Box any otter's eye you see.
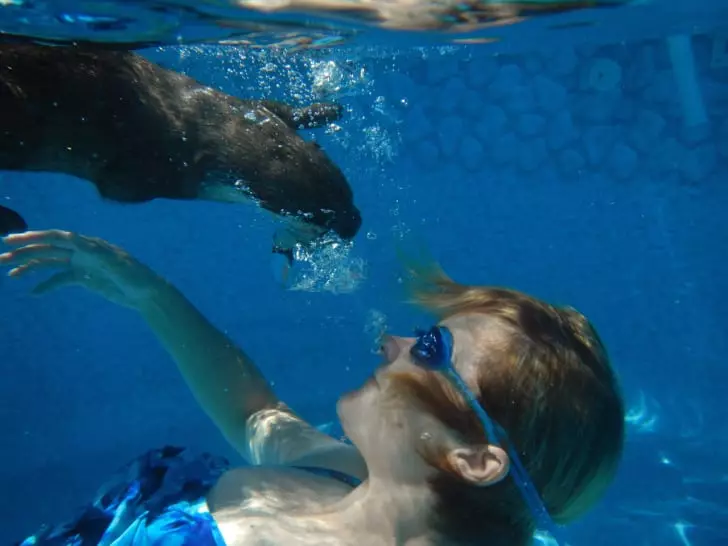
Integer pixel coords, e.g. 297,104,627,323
411,326,449,370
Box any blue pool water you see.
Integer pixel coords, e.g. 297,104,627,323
1,1,728,544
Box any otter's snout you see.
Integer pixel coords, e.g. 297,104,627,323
330,205,362,241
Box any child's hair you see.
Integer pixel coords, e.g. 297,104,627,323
397,255,625,545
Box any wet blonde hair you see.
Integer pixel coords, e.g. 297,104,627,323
395,253,625,545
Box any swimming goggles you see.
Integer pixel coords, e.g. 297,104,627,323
411,325,565,545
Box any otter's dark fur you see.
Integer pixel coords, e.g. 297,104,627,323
0,44,361,250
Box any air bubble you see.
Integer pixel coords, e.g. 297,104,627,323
364,309,388,354
276,233,368,295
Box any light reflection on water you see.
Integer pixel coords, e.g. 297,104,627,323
0,0,636,50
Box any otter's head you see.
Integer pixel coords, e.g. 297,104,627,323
268,138,362,266
199,109,361,259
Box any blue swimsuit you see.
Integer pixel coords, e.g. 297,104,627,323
16,445,361,546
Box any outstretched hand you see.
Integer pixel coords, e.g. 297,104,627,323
0,230,165,310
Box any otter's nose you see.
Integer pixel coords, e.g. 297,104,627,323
331,206,362,240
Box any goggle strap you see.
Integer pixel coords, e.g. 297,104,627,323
439,333,563,543
418,326,568,544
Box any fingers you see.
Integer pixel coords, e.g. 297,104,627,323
0,243,73,280
7,258,71,278
2,230,123,272
0,230,126,300
2,229,77,250
0,243,73,266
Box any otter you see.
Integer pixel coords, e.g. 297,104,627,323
0,44,361,258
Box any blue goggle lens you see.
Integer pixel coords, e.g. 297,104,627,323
411,326,450,370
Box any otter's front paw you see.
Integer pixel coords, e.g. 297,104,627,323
293,102,343,129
